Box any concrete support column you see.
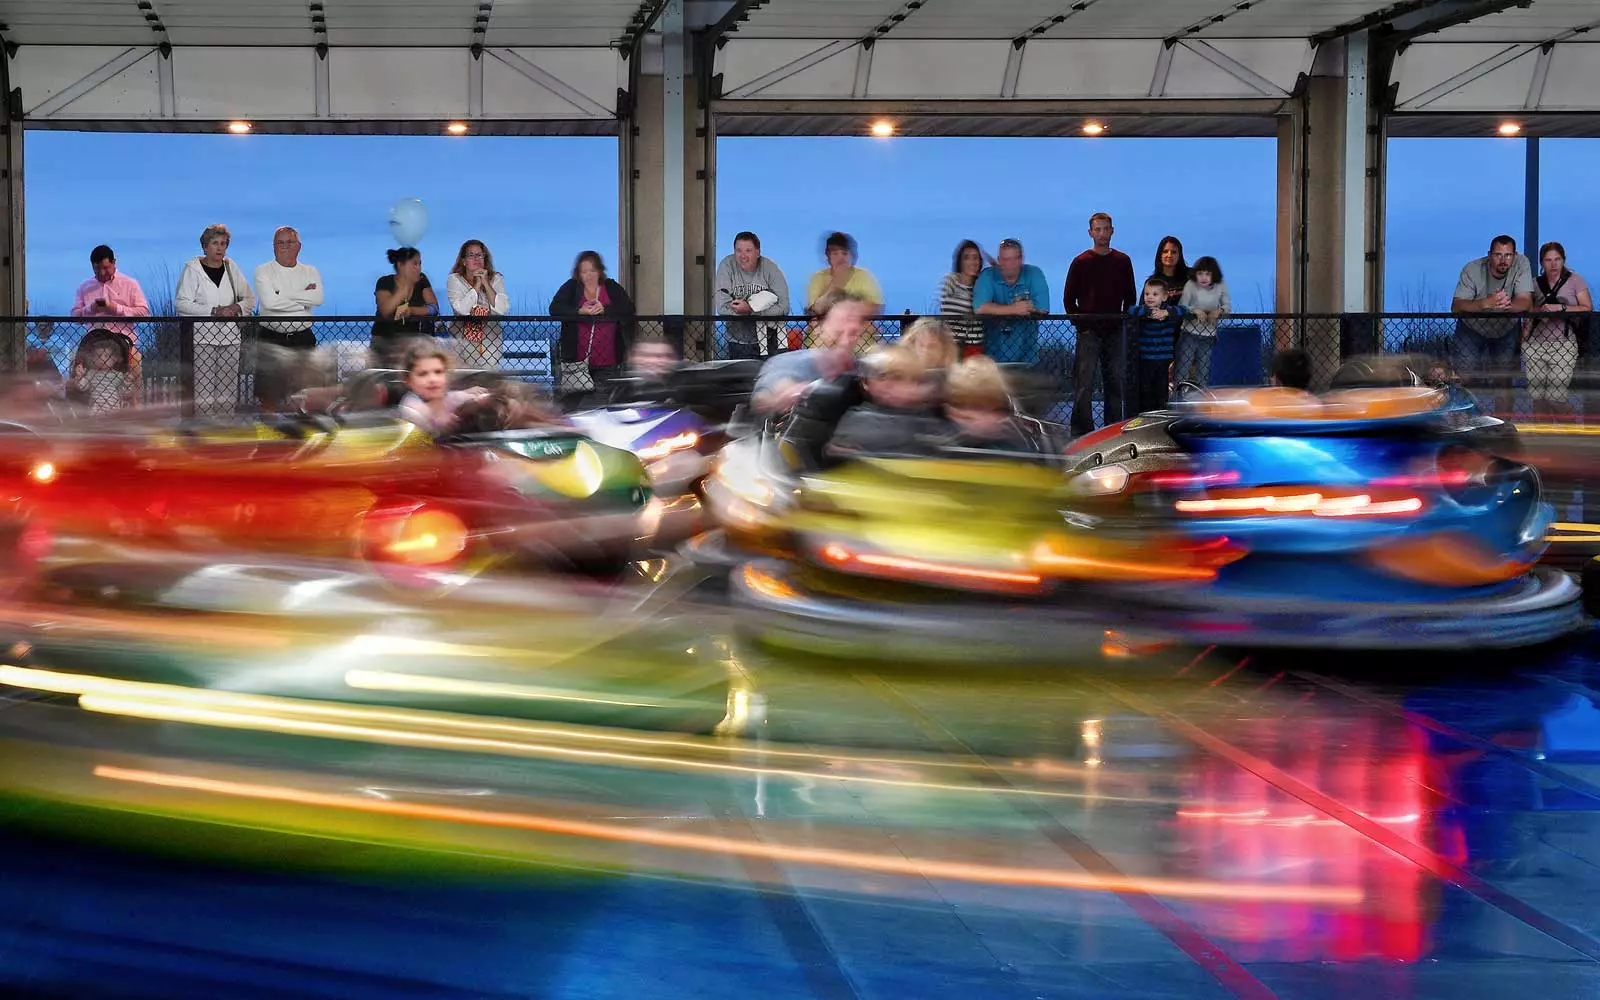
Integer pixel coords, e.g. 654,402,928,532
619,16,715,351
1276,34,1383,377
0,52,26,368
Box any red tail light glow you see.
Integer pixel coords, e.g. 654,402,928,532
1176,491,1423,518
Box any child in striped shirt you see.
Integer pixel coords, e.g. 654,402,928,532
1128,277,1188,414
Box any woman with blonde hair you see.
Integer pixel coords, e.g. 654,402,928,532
447,239,510,369
175,222,256,415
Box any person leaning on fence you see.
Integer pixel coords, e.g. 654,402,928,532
371,247,439,369
1524,241,1590,416
253,226,324,412
446,239,510,370
716,231,791,360
175,223,256,416
1129,277,1187,413
1451,235,1534,414
938,240,989,359
70,244,149,408
1176,255,1230,387
973,238,1049,366
549,250,635,406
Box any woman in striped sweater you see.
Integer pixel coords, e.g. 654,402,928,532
938,240,989,359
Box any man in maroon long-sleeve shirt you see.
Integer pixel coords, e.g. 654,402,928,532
1063,212,1137,436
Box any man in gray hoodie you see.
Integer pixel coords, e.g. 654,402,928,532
715,231,790,359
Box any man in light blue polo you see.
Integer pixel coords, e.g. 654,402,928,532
973,238,1049,365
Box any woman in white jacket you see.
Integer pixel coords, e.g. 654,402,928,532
176,223,257,415
446,239,510,369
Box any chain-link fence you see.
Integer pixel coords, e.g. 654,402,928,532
10,311,1597,422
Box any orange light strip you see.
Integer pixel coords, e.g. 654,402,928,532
821,543,1041,587
92,765,1365,905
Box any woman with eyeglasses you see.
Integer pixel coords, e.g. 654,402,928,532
447,239,510,370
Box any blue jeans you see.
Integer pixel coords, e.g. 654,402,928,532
1452,320,1518,413
1175,332,1214,387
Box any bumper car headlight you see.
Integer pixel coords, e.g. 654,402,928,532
1067,464,1130,496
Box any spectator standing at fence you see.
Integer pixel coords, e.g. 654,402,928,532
716,231,790,360
1524,241,1590,415
1149,236,1189,308
253,227,323,411
1063,212,1137,436
938,240,988,359
1176,255,1230,387
805,232,884,316
372,247,439,368
1130,278,1187,413
446,239,510,370
175,223,256,415
1451,234,1534,414
550,251,635,404
71,245,149,406
973,238,1048,366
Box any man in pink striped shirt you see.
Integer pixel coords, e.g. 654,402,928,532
70,245,150,339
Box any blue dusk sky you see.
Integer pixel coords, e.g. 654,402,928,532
22,131,1600,316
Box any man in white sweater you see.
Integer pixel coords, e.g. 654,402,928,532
254,227,325,410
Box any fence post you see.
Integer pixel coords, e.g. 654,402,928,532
178,320,195,419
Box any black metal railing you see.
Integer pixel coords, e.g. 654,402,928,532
8,311,1597,423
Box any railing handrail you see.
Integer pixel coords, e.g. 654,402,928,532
4,310,1487,324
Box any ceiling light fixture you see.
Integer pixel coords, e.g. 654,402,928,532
1082,121,1106,136
870,120,896,138
446,122,470,135
1497,121,1522,136
226,120,252,134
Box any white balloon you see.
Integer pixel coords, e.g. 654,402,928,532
388,197,429,248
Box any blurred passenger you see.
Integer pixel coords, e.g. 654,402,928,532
606,335,682,404
372,247,439,367
805,232,884,316
938,240,988,359
973,238,1049,365
447,239,510,370
716,231,790,359
900,317,958,375
1129,278,1187,413
753,293,869,415
175,223,256,415
1149,236,1189,308
550,250,636,405
253,227,324,412
396,340,485,435
451,381,565,435
1177,255,1230,387
70,245,148,407
1525,241,1590,414
826,345,947,460
1064,212,1137,435
1451,235,1533,414
1269,348,1313,390
943,356,1034,452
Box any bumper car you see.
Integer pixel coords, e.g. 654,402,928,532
568,359,760,551
1112,385,1581,649
708,382,1238,662
0,400,654,602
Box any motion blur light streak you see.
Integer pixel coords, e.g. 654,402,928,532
77,692,1161,802
90,765,1365,904
28,462,55,483
343,669,679,710
1176,492,1424,517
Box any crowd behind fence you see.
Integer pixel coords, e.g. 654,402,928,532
10,312,1600,423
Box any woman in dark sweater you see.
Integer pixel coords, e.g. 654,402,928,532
1149,236,1190,308
548,251,636,395
372,247,439,366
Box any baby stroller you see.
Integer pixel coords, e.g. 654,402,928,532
67,328,137,413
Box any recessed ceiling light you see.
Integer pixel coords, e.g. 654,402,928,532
1497,121,1522,136
1082,121,1106,136
446,122,470,135
226,120,252,134
869,120,895,138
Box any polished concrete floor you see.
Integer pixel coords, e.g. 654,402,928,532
4,627,1600,999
